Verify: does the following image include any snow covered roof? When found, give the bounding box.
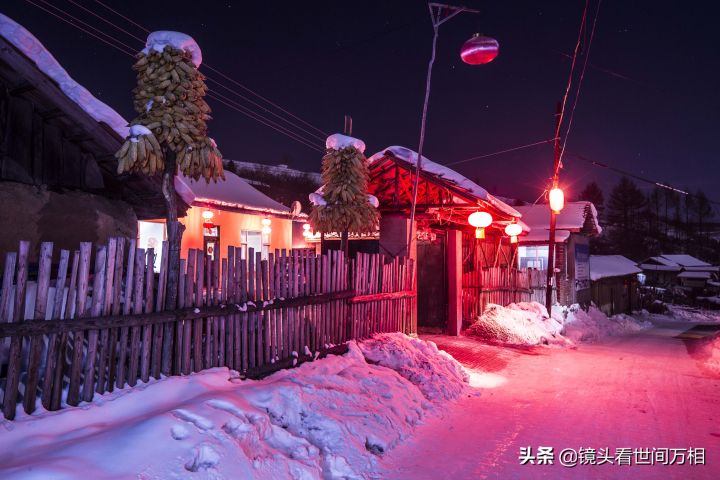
[368,146,521,218]
[326,133,365,153]
[660,254,711,268]
[175,171,293,216]
[0,14,129,138]
[678,271,712,280]
[521,229,571,244]
[514,202,602,235]
[142,31,202,67]
[638,263,681,272]
[647,256,681,267]
[589,255,642,281]
[228,160,322,184]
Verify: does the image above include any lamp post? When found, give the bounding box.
[407,2,499,253]
[545,104,564,312]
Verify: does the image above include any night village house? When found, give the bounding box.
[514,201,602,306]
[0,14,166,258]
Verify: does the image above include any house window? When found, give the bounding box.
[137,221,166,272]
[518,246,549,270]
[240,230,270,260]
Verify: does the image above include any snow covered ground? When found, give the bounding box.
[465,301,651,346]
[0,334,470,480]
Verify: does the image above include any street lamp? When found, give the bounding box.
[407,2,499,254]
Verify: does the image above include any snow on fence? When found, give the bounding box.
[462,267,553,321]
[0,239,415,420]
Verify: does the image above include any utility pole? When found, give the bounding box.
[545,103,562,312]
[340,114,352,256]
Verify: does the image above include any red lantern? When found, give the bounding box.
[460,34,499,65]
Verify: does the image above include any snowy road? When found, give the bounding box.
[381,325,720,479]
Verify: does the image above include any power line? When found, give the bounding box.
[558,0,602,165]
[567,152,720,205]
[66,0,147,44]
[553,0,589,174]
[25,0,326,151]
[90,0,329,138]
[445,138,556,166]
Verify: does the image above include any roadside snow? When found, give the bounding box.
[466,302,567,346]
[639,304,720,323]
[466,301,651,346]
[0,335,469,480]
[359,333,469,401]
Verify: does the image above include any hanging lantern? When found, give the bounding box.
[504,222,522,244]
[261,218,272,226]
[468,211,493,239]
[202,210,214,229]
[302,223,311,231]
[262,226,272,235]
[549,187,565,213]
[460,34,499,65]
[302,223,313,238]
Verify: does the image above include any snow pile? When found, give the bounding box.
[0,336,466,479]
[466,302,566,346]
[640,304,720,323]
[689,333,720,377]
[142,31,202,67]
[326,133,366,153]
[0,14,129,138]
[560,304,652,343]
[359,333,469,401]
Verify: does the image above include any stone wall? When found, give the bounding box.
[0,181,137,261]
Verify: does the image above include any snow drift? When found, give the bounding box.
[466,302,566,346]
[466,302,651,346]
[0,334,469,480]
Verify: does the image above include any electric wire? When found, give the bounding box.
[25,0,326,151]
[446,138,557,166]
[92,0,328,138]
[558,0,602,165]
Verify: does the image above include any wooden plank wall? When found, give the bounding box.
[0,239,415,420]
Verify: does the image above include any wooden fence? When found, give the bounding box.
[461,267,555,321]
[0,239,415,420]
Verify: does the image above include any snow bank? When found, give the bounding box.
[0,14,129,138]
[142,31,202,67]
[359,333,469,401]
[560,304,652,343]
[0,335,467,479]
[689,333,720,377]
[639,304,720,324]
[326,133,366,153]
[466,302,566,346]
[466,301,651,346]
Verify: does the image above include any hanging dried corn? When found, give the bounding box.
[116,31,223,182]
[309,134,379,235]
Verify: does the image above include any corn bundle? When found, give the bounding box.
[116,44,223,182]
[309,141,379,235]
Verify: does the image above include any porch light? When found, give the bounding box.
[201,210,214,220]
[549,187,565,213]
[303,223,311,231]
[468,211,492,239]
[302,223,312,238]
[504,222,522,244]
[261,218,272,226]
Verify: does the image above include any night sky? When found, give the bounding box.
[4,0,720,203]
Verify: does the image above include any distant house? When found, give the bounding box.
[0,14,166,259]
[638,254,719,289]
[138,172,308,267]
[514,201,602,306]
[589,255,641,315]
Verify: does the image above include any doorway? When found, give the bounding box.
[417,234,447,330]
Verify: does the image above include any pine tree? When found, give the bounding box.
[606,177,647,259]
[310,135,378,240]
[115,32,223,315]
[578,181,605,219]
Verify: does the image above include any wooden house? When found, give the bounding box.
[639,254,719,290]
[514,201,601,306]
[366,146,527,335]
[140,171,307,263]
[589,255,641,315]
[0,14,166,259]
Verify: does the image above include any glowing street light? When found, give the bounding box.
[549,187,565,213]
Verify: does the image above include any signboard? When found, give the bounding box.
[574,243,590,290]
